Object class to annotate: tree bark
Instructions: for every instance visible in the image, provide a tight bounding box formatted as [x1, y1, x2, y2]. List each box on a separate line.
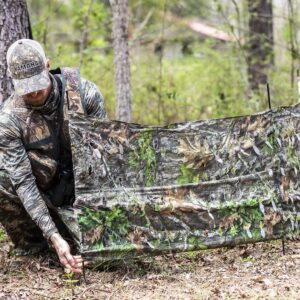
[0, 0, 32, 104]
[247, 0, 274, 91]
[110, 0, 132, 122]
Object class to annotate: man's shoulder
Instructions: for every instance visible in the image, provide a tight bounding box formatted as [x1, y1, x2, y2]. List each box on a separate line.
[0, 108, 19, 133]
[2, 93, 27, 114]
[1, 94, 28, 128]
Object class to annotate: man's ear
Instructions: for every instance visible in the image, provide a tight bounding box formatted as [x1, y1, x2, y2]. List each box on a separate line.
[46, 59, 51, 70]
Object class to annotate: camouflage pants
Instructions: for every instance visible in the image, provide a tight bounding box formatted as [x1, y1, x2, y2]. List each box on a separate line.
[0, 170, 70, 253]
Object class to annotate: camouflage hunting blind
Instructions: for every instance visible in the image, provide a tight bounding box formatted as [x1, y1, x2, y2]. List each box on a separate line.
[58, 104, 300, 263]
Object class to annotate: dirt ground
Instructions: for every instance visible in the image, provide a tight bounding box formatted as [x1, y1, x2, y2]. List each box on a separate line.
[0, 232, 299, 300]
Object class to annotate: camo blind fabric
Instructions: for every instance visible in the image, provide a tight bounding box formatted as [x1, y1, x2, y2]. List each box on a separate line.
[58, 104, 300, 262]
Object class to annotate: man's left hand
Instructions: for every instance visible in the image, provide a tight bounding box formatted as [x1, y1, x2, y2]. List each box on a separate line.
[50, 233, 86, 273]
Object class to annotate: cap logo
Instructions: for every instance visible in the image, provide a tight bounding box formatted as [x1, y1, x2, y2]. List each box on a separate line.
[15, 61, 40, 72]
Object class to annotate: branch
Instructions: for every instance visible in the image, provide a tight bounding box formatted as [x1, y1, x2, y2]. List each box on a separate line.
[80, 0, 95, 68]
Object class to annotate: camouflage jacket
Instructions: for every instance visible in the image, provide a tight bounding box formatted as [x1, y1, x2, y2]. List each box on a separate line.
[0, 69, 107, 239]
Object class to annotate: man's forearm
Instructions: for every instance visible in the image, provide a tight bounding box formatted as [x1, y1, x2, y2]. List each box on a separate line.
[16, 177, 59, 239]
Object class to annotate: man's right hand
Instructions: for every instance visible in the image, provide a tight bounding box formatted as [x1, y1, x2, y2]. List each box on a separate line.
[50, 233, 85, 273]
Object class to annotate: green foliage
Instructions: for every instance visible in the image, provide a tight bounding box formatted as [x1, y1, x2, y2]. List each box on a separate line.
[217, 227, 223, 237]
[240, 207, 264, 226]
[286, 144, 300, 169]
[261, 129, 279, 155]
[244, 198, 260, 207]
[0, 227, 5, 242]
[177, 163, 199, 184]
[27, 0, 299, 125]
[229, 224, 238, 236]
[187, 236, 208, 249]
[63, 272, 79, 286]
[79, 206, 131, 248]
[128, 131, 157, 186]
[217, 197, 265, 239]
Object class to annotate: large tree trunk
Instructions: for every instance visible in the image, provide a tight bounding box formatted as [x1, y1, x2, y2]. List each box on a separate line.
[247, 0, 274, 91]
[0, 0, 32, 104]
[110, 0, 132, 122]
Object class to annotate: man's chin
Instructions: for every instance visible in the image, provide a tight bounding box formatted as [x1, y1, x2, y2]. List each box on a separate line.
[24, 98, 47, 107]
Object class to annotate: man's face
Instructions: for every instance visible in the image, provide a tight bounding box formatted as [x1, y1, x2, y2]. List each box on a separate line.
[22, 82, 52, 106]
[21, 61, 52, 106]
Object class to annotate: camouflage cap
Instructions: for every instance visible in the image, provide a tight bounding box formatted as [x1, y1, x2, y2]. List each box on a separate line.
[6, 39, 50, 96]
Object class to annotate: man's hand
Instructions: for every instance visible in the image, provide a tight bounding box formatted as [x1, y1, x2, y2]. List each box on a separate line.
[50, 233, 85, 273]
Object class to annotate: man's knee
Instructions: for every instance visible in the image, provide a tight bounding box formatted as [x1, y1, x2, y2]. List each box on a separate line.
[0, 170, 23, 218]
[0, 170, 18, 202]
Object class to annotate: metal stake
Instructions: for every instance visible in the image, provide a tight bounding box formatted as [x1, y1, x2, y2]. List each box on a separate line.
[267, 82, 272, 110]
[297, 69, 300, 103]
[282, 238, 286, 255]
[81, 230, 87, 284]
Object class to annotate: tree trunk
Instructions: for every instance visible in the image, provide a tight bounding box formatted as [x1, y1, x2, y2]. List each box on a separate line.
[110, 0, 132, 122]
[0, 0, 32, 104]
[247, 0, 274, 91]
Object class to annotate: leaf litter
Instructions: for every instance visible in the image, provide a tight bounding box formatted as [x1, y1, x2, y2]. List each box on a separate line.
[0, 226, 299, 300]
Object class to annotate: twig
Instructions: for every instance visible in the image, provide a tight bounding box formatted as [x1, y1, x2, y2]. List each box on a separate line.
[79, 0, 95, 68]
[133, 9, 154, 40]
[32, 291, 56, 299]
[279, 254, 300, 260]
[77, 283, 111, 298]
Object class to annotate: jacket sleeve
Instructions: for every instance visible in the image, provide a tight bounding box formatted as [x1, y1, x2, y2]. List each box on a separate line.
[81, 78, 109, 119]
[0, 112, 58, 239]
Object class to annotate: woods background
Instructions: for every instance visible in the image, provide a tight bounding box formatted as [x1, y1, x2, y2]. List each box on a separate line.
[0, 2, 300, 299]
[1, 0, 300, 124]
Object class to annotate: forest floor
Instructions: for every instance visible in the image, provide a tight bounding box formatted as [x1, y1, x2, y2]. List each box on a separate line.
[0, 231, 299, 300]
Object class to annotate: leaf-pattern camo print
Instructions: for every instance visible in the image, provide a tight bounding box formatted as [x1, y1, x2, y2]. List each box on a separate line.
[59, 105, 300, 262]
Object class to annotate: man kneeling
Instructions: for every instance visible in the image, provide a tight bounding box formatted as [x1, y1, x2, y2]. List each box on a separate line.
[0, 39, 107, 272]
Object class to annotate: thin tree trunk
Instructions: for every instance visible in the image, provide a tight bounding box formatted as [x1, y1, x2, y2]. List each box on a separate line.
[79, 0, 94, 68]
[110, 0, 132, 122]
[287, 0, 298, 89]
[158, 1, 167, 125]
[0, 0, 32, 104]
[247, 0, 274, 91]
